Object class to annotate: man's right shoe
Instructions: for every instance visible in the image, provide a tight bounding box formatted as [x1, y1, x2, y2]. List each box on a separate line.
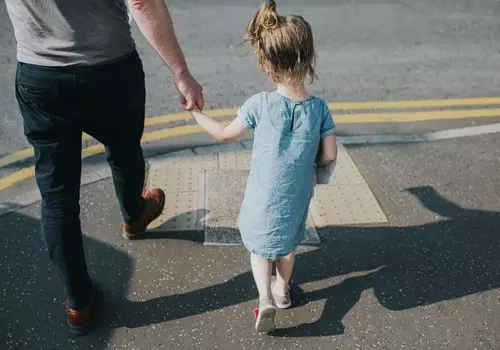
[122, 188, 165, 239]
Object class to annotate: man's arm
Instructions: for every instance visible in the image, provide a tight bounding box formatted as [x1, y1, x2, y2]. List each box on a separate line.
[127, 0, 203, 110]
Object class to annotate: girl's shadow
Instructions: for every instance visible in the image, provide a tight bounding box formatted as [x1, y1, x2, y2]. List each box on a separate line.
[271, 186, 500, 337]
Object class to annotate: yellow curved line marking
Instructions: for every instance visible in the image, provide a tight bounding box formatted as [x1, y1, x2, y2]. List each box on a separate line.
[0, 122, 230, 191]
[0, 134, 94, 168]
[2, 104, 500, 191]
[0, 148, 35, 168]
[0, 166, 36, 192]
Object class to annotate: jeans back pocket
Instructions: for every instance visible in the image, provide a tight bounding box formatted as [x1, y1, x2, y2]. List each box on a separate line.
[16, 64, 58, 108]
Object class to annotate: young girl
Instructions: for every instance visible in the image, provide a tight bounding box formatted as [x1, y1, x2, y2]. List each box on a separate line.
[190, 0, 337, 333]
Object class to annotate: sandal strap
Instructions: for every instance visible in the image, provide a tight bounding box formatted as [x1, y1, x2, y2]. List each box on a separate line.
[271, 280, 291, 301]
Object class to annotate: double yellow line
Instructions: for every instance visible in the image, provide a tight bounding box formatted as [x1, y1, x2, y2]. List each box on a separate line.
[1, 96, 500, 192]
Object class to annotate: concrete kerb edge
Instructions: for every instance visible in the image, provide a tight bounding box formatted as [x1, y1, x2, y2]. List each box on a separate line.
[2, 123, 500, 218]
[0, 142, 252, 218]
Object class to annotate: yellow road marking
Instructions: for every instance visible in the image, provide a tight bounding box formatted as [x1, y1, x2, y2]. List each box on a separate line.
[1, 103, 500, 190]
[82, 144, 105, 158]
[0, 144, 106, 191]
[3, 97, 500, 167]
[0, 166, 35, 191]
[0, 135, 93, 168]
[0, 148, 35, 168]
[335, 108, 500, 123]
[142, 97, 500, 127]
[0, 122, 230, 191]
[328, 96, 500, 111]
[145, 108, 236, 127]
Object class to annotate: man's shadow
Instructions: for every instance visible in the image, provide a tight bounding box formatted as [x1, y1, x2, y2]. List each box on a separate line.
[1, 186, 499, 347]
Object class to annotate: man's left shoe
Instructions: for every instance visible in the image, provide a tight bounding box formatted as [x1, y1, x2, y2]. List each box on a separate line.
[65, 296, 94, 335]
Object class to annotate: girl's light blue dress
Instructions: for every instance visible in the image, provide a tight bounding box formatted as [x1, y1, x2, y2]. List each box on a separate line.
[237, 91, 335, 259]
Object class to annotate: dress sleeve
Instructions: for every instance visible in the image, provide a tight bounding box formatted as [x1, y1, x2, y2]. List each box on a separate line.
[237, 93, 263, 129]
[320, 102, 336, 138]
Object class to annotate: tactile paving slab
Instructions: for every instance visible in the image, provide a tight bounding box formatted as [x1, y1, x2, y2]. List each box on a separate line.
[310, 184, 387, 226]
[202, 170, 320, 246]
[145, 155, 216, 231]
[309, 145, 388, 226]
[148, 191, 199, 231]
[144, 144, 387, 238]
[148, 165, 198, 193]
[328, 146, 365, 185]
[218, 150, 252, 170]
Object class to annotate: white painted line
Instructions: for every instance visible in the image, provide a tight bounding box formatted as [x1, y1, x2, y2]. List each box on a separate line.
[424, 123, 500, 141]
[339, 123, 500, 145]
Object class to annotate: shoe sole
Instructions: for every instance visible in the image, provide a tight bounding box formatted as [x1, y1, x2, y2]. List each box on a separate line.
[122, 230, 138, 240]
[275, 300, 292, 309]
[122, 192, 166, 240]
[67, 321, 90, 336]
[255, 306, 277, 333]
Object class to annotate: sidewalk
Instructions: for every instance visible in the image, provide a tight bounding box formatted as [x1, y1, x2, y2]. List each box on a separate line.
[143, 141, 386, 246]
[1, 136, 499, 349]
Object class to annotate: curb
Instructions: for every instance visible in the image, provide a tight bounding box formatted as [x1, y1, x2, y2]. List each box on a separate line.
[0, 142, 251, 218]
[1, 122, 500, 218]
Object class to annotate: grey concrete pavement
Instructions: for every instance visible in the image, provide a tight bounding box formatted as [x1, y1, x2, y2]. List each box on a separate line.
[1, 135, 499, 349]
[2, 0, 500, 156]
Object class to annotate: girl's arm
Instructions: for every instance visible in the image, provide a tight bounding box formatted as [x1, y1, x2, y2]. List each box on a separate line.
[190, 109, 247, 143]
[317, 134, 337, 166]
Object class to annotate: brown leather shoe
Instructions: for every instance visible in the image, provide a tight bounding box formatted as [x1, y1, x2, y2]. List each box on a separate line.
[123, 188, 165, 239]
[65, 297, 93, 335]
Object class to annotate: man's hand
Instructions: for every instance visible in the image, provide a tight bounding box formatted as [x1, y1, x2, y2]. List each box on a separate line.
[174, 71, 204, 111]
[128, 0, 203, 110]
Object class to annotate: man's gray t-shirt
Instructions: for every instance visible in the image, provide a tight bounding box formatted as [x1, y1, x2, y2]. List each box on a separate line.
[5, 0, 135, 66]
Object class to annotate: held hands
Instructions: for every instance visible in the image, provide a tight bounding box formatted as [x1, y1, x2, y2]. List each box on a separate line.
[173, 70, 204, 111]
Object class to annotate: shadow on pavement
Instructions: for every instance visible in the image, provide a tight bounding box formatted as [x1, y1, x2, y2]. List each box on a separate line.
[272, 185, 500, 336]
[1, 186, 499, 347]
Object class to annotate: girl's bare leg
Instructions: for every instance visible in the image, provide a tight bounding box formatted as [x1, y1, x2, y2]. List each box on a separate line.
[275, 251, 296, 294]
[250, 253, 273, 300]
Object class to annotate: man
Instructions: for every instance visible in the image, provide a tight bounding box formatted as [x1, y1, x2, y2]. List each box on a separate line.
[5, 0, 204, 334]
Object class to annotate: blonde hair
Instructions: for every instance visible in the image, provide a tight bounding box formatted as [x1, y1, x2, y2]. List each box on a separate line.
[245, 0, 317, 86]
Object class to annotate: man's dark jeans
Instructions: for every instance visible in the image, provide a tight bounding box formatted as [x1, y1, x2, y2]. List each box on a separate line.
[16, 51, 147, 310]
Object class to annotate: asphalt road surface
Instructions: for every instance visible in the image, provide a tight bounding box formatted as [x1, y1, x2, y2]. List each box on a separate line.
[1, 1, 500, 348]
[1, 0, 500, 156]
